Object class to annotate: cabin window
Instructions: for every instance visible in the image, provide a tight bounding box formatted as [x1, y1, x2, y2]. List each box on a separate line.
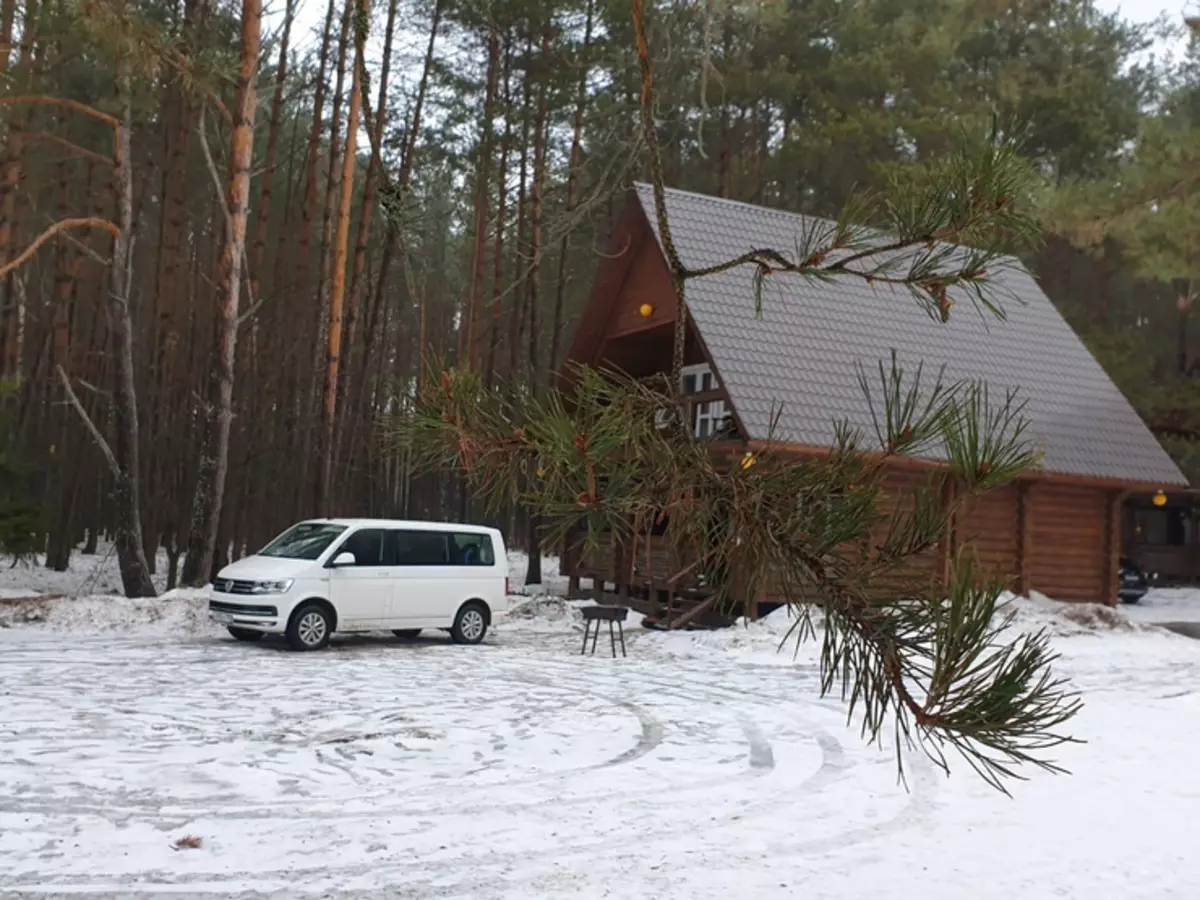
[1134, 508, 1189, 546]
[680, 363, 732, 441]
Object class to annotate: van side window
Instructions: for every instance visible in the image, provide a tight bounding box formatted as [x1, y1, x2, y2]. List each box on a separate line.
[335, 528, 388, 566]
[451, 533, 494, 566]
[391, 530, 450, 566]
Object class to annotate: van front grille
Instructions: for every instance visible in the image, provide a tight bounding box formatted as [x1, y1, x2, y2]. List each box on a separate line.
[212, 578, 259, 595]
[209, 600, 278, 617]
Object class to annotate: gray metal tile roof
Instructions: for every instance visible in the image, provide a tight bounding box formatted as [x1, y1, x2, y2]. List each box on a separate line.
[633, 183, 1186, 486]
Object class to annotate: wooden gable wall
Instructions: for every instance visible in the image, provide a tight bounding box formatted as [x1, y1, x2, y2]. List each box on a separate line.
[562, 197, 679, 376]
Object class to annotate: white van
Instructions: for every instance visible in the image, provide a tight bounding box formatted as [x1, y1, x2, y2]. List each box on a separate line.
[207, 519, 508, 651]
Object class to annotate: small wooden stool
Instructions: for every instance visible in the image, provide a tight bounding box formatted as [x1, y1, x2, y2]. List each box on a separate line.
[580, 605, 628, 658]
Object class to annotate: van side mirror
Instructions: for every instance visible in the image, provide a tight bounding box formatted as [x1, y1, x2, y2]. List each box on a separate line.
[331, 551, 356, 568]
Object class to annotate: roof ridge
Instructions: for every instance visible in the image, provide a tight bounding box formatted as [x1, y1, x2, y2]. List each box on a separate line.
[632, 181, 830, 227]
[631, 181, 1024, 268]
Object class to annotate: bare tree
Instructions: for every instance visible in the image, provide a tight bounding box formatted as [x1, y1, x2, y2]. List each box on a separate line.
[182, 0, 262, 585]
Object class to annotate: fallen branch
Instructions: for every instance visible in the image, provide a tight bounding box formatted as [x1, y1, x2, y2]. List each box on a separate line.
[0, 95, 120, 130]
[0, 218, 119, 280]
[667, 594, 717, 630]
[56, 364, 119, 479]
[20, 131, 111, 167]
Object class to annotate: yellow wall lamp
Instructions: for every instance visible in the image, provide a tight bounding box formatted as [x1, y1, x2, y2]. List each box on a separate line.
[639, 303, 654, 318]
[1152, 490, 1168, 508]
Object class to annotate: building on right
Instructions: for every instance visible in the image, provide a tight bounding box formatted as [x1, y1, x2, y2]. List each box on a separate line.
[559, 185, 1190, 620]
[1124, 489, 1200, 586]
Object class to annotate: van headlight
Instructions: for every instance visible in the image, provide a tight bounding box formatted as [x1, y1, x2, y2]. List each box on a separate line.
[250, 579, 293, 594]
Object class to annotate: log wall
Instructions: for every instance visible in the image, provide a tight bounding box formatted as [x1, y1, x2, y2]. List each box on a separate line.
[869, 469, 945, 593]
[561, 471, 1124, 608]
[1025, 484, 1111, 602]
[957, 484, 1021, 589]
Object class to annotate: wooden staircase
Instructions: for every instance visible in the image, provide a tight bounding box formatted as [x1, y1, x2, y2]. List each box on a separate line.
[626, 588, 738, 631]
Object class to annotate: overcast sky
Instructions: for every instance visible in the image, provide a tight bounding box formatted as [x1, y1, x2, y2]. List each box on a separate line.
[1097, 0, 1193, 23]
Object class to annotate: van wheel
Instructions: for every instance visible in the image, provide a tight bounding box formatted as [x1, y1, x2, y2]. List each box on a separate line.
[287, 602, 333, 651]
[228, 627, 264, 642]
[451, 602, 488, 645]
[392, 629, 421, 639]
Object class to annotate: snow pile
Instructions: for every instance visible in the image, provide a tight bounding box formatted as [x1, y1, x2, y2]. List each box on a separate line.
[0, 588, 217, 636]
[642, 591, 1175, 664]
[499, 596, 647, 636]
[641, 604, 822, 664]
[995, 592, 1154, 638]
[503, 596, 585, 625]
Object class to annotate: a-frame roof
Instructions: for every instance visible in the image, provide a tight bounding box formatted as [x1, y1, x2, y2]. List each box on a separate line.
[621, 183, 1186, 488]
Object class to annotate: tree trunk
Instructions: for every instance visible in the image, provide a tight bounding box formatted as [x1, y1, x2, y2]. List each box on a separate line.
[548, 0, 594, 379]
[247, 0, 292, 310]
[524, 24, 551, 588]
[484, 31, 513, 387]
[0, 0, 39, 377]
[526, 25, 550, 396]
[316, 0, 368, 514]
[1179, 283, 1193, 375]
[462, 27, 499, 369]
[182, 0, 262, 585]
[337, 0, 397, 468]
[716, 9, 732, 199]
[508, 33, 533, 384]
[394, 0, 442, 393]
[0, 0, 14, 77]
[292, 0, 337, 301]
[108, 56, 156, 598]
[306, 0, 352, 503]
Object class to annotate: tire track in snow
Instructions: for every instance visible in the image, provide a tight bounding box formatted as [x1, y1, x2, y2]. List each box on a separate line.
[1, 634, 937, 897]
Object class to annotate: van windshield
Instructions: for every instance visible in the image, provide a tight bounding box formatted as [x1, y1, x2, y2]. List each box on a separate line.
[259, 523, 347, 560]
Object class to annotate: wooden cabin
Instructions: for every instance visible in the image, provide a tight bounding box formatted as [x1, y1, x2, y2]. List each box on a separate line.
[559, 185, 1188, 621]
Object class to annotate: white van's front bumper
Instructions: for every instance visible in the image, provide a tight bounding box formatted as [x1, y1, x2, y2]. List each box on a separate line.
[208, 596, 287, 633]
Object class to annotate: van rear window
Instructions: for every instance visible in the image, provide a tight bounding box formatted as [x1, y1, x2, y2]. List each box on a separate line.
[450, 533, 495, 566]
[390, 531, 495, 567]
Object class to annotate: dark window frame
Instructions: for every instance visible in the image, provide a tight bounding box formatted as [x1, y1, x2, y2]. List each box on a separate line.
[327, 527, 391, 567]
[387, 529, 497, 567]
[449, 532, 496, 567]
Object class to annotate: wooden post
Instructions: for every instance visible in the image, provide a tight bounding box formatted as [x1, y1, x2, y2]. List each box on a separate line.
[939, 474, 957, 588]
[615, 539, 629, 599]
[745, 584, 760, 622]
[1017, 482, 1033, 596]
[730, 560, 758, 621]
[1102, 489, 1127, 606]
[564, 530, 581, 598]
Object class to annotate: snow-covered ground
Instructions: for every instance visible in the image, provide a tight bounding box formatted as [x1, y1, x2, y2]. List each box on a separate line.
[2, 580, 1200, 898]
[1120, 587, 1200, 625]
